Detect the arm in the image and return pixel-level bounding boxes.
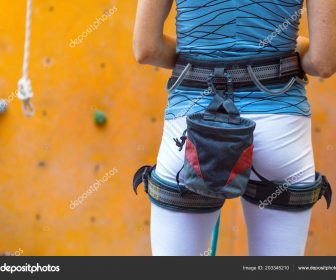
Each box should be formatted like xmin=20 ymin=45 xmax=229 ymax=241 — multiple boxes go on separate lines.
xmin=301 ymin=0 xmax=336 ymax=78
xmin=296 ymin=36 xmax=309 ymax=58
xmin=133 ymin=0 xmax=177 ymax=69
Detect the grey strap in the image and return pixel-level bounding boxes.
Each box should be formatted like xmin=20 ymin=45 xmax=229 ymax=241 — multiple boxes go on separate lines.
xmin=148 ymin=179 xmax=225 ymax=210
xmin=244 ymin=168 xmax=332 ymax=209
xmin=203 ymin=95 xmax=240 ymax=124
xmin=172 ymin=55 xmax=301 ymax=84
xmin=133 ymin=165 xmax=225 ymax=213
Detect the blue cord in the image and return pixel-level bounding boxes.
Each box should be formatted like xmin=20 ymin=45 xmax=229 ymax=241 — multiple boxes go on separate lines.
xmin=210 ymin=215 xmax=220 ymax=256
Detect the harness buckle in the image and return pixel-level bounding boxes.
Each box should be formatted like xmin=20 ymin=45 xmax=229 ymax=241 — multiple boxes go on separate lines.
xmin=207 ymin=68 xmax=234 ymax=96
xmin=279 ymin=58 xmax=284 ymax=78
xmin=207 ymin=74 xmax=221 ymax=94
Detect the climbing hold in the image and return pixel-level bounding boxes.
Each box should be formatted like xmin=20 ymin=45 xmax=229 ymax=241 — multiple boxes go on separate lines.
xmin=0 ymin=100 xmax=7 ymax=114
xmin=94 ymin=110 xmax=107 ymax=126
xmin=43 ymin=57 xmax=51 ymax=66
xmin=37 ymin=161 xmax=46 ymax=168
xmin=94 ymin=164 xmax=100 ymax=172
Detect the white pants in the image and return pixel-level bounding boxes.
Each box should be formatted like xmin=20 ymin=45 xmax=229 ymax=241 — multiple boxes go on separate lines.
xmin=151 ymin=114 xmax=315 ymax=256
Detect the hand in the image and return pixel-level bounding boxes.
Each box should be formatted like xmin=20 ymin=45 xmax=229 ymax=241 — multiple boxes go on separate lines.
xmin=296 ymin=36 xmax=310 ymax=57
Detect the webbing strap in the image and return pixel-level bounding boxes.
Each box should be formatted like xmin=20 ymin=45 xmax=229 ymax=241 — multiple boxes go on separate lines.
xmin=203 ymin=94 xmax=240 ymax=124
xmin=243 ymin=169 xmax=332 ymax=209
xmin=148 ymin=179 xmax=224 ymax=211
xmin=169 ymin=52 xmax=306 ymax=92
xmin=133 ymin=165 xmax=225 ymax=213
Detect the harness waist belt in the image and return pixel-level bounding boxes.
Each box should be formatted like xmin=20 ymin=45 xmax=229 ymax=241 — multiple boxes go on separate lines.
xmin=169 ymin=52 xmax=307 ymax=91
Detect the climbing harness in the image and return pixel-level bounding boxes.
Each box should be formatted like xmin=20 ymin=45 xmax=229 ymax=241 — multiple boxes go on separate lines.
xmin=167 ymin=52 xmax=308 ymax=93
xmin=133 ymin=165 xmax=225 ymax=213
xmin=243 ymin=167 xmax=332 ymax=210
xmin=133 ymin=52 xmax=332 ymax=215
xmin=133 ymin=51 xmax=332 ymax=256
xmin=17 ymin=0 xmax=34 ymax=117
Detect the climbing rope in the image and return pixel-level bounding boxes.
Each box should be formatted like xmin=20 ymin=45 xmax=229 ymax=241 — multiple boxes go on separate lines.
xmin=210 ymin=215 xmax=220 ymax=256
xmin=17 ymin=0 xmax=34 ymax=117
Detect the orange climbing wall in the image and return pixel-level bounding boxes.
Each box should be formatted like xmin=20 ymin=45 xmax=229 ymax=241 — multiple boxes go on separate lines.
xmin=0 ymin=0 xmax=335 ymax=256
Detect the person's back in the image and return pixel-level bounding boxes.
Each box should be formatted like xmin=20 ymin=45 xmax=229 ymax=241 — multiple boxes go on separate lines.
xmin=176 ymin=0 xmax=304 ymax=59
xmin=133 ymin=0 xmax=336 ymax=256
xmin=162 ymin=0 xmax=309 ymax=119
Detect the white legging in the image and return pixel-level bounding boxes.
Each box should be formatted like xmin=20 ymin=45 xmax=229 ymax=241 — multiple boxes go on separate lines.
xmin=151 ymin=114 xmax=315 ymax=256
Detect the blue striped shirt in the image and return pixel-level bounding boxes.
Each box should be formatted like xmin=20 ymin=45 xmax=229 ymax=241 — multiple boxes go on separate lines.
xmin=165 ymin=0 xmax=310 ymax=120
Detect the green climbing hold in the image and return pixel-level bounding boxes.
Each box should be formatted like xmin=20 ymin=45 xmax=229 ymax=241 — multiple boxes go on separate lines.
xmin=94 ymin=110 xmax=107 ymax=126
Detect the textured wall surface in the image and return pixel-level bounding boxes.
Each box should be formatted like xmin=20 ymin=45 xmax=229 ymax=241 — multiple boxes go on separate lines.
xmin=0 ymin=0 xmax=335 ymax=256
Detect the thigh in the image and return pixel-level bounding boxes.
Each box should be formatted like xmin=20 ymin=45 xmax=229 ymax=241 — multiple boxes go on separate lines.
xmin=241 ymin=114 xmax=315 ymax=256
xmin=156 ymin=117 xmax=187 ymax=184
xmin=152 ymin=117 xmax=220 ymax=256
xmin=241 ymin=198 xmax=312 ymax=256
xmin=150 ymin=203 xmax=220 ymax=256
